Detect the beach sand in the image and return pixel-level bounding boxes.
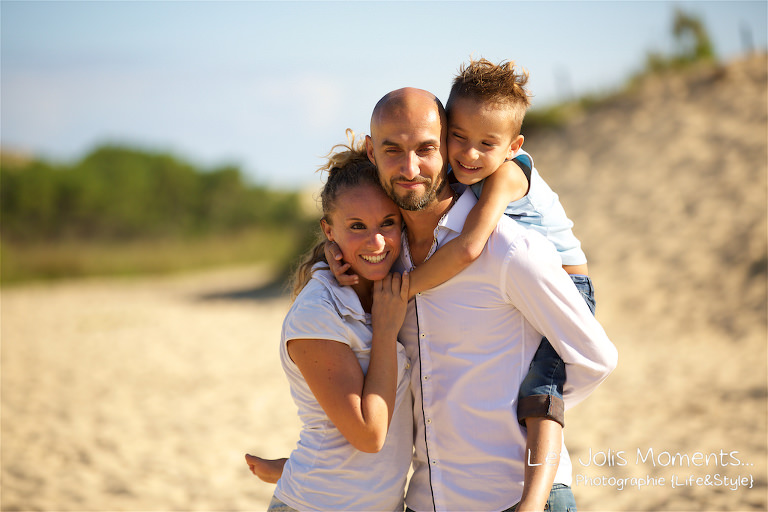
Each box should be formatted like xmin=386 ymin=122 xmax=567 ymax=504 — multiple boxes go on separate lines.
xmin=2 ymin=54 xmax=766 ymax=511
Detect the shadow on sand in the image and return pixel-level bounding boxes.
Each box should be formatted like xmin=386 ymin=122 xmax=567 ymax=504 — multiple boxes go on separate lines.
xmin=195 ymin=274 xmax=291 ymax=302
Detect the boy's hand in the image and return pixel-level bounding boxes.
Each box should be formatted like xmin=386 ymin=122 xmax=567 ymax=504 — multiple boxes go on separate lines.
xmin=324 ymin=240 xmax=359 ymax=286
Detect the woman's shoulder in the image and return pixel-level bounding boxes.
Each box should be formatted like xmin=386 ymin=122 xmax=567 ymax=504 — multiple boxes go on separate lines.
xmin=286 ymin=268 xmax=366 ymax=335
xmin=290 ymin=268 xmax=341 ymax=317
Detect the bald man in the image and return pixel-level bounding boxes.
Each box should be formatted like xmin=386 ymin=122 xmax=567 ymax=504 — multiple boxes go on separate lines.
xmin=366 ymin=88 xmax=617 ymax=512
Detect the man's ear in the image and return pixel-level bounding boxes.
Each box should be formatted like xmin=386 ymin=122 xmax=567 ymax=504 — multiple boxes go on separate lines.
xmin=507 ymin=135 xmax=524 ymax=159
xmin=320 ymin=218 xmax=333 ymax=241
xmin=365 ymin=135 xmax=376 ymax=165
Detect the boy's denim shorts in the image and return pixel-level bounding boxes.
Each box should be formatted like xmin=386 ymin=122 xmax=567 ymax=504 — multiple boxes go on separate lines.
xmin=516 ymin=275 xmax=596 ymax=427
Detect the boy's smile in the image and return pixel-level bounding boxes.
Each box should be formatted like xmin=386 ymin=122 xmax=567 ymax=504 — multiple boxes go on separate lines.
xmin=447 ymin=96 xmax=522 ymax=185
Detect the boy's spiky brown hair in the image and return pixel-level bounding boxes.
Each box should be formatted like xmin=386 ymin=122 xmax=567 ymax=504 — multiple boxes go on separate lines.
xmin=447 ymin=58 xmax=532 ymax=136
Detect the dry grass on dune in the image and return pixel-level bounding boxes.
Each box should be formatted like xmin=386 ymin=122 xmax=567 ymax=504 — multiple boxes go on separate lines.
xmin=524 ymin=53 xmax=767 ymax=511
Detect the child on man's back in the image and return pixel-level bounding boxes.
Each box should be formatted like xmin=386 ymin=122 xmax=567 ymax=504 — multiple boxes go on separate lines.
xmin=404 ymin=58 xmax=595 ymax=512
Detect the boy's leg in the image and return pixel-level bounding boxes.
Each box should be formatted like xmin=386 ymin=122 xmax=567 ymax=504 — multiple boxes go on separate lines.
xmin=517 ymin=274 xmax=596 ymax=423
xmin=245 ymin=454 xmax=287 ymax=484
xmin=570 ymin=274 xmax=596 ymax=315
xmin=514 ymin=274 xmax=596 ymax=510
xmin=517 ymin=338 xmax=566 ymax=426
xmin=515 ymin=339 xmax=565 ymax=511
xmin=516 ymin=416 xmax=563 ymax=511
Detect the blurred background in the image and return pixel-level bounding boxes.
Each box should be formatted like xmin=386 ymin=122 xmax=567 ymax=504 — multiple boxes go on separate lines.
xmin=1 ymin=0 xmax=766 ymax=282
xmin=1 ymin=1 xmax=766 ymax=511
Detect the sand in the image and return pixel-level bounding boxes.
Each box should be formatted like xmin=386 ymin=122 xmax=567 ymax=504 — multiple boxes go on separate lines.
xmin=1 ymin=266 xmax=300 ymax=511
xmin=2 ymin=54 xmax=766 ymax=511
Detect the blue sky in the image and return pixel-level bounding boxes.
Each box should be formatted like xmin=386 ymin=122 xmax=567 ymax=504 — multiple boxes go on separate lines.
xmin=2 ymin=1 xmax=766 ymax=190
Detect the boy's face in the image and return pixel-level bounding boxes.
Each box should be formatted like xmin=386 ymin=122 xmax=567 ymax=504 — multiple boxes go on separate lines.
xmin=447 ymin=96 xmax=523 ymax=185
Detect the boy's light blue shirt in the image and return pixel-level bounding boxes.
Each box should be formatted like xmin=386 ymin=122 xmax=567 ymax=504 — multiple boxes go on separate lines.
xmin=469 ymin=149 xmax=588 ymax=266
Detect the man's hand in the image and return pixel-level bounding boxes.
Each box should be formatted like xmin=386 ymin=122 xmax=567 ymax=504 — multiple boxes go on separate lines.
xmin=324 ymin=240 xmax=359 ymax=286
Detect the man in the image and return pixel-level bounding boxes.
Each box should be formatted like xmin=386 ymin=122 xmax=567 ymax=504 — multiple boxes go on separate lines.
xmin=365 ymin=88 xmax=617 ymax=512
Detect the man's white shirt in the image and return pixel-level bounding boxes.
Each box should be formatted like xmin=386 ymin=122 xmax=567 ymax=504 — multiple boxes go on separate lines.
xmin=396 ymin=187 xmax=618 ymax=512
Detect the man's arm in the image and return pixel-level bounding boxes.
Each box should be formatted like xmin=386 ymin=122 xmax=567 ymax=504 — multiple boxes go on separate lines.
xmin=501 ymin=231 xmax=617 ymax=407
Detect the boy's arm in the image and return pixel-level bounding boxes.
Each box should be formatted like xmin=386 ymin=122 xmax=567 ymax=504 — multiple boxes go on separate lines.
xmin=325 ymin=240 xmax=359 ymax=286
xmin=407 ymin=160 xmax=529 ymax=299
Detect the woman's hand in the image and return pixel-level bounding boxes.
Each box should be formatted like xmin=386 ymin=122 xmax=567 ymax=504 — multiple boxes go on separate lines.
xmin=324 ymin=240 xmax=359 ymax=286
xmin=372 ymin=271 xmax=410 ymax=338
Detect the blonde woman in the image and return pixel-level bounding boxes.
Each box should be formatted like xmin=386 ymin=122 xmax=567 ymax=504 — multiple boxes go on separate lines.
xmin=245 ymin=137 xmax=412 ymax=512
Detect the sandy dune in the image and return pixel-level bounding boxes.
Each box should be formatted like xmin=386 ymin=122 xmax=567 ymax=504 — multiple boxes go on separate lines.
xmin=2 ymin=55 xmax=766 ymax=511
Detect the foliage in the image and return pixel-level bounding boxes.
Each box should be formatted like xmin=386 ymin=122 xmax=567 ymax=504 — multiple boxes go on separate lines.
xmin=0 ymin=145 xmax=317 ymax=283
xmin=1 ymin=145 xmax=305 ymax=242
xmin=641 ymin=9 xmax=716 ymax=76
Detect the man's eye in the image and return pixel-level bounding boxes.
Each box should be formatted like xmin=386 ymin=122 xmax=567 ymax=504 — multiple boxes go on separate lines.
xmin=418 ymin=146 xmax=436 ymax=156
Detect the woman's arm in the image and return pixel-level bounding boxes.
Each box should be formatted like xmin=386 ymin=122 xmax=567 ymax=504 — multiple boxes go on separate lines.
xmin=407 ymin=160 xmax=529 ymax=299
xmin=287 ymin=272 xmax=409 ymax=453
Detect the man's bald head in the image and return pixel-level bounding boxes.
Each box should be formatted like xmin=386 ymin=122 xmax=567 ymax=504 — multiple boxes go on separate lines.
xmin=366 ymin=88 xmax=450 ymax=212
xmin=370 ymin=87 xmax=447 ymax=138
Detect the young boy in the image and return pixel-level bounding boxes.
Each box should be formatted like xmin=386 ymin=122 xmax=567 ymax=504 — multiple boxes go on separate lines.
xmin=428 ymin=58 xmax=595 ymax=512
xmin=332 ymin=59 xmax=594 ymax=510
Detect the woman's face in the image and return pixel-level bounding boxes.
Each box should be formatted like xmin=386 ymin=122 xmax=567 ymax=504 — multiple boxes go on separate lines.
xmin=322 ymin=183 xmax=402 ymax=285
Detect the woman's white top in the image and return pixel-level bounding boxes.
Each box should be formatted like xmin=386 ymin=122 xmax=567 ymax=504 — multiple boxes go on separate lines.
xmin=273 ymin=266 xmax=413 ymax=512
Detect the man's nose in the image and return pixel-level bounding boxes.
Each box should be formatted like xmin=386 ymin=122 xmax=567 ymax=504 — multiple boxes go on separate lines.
xmin=401 ymin=152 xmax=420 ymax=180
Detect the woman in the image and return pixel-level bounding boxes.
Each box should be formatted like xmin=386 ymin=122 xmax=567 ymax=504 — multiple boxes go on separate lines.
xmin=245 ymin=135 xmax=413 ymax=511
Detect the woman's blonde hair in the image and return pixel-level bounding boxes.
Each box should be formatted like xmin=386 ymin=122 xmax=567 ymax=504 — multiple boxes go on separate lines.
xmin=289 ymin=130 xmax=382 ymax=299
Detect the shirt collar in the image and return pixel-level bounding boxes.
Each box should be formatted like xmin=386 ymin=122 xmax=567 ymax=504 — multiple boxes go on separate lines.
xmin=438 ymin=184 xmax=476 ymax=236
xmin=311 ymin=264 xmax=369 ymax=323
xmin=399 ymin=185 xmax=478 ymax=270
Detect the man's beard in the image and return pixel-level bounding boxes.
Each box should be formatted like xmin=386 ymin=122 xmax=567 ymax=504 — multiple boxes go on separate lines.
xmin=384 ymin=174 xmax=447 ymax=211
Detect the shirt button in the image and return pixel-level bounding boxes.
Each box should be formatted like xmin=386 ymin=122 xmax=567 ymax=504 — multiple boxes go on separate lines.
xmin=431 ymin=460 xmax=438 ymax=465
xmin=426 ymin=418 xmax=432 ymax=424
xmin=405 ymin=362 xmax=411 ymax=369
xmin=423 ymin=375 xmax=429 ymax=381
xmin=420 ymin=333 xmax=425 ymax=338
